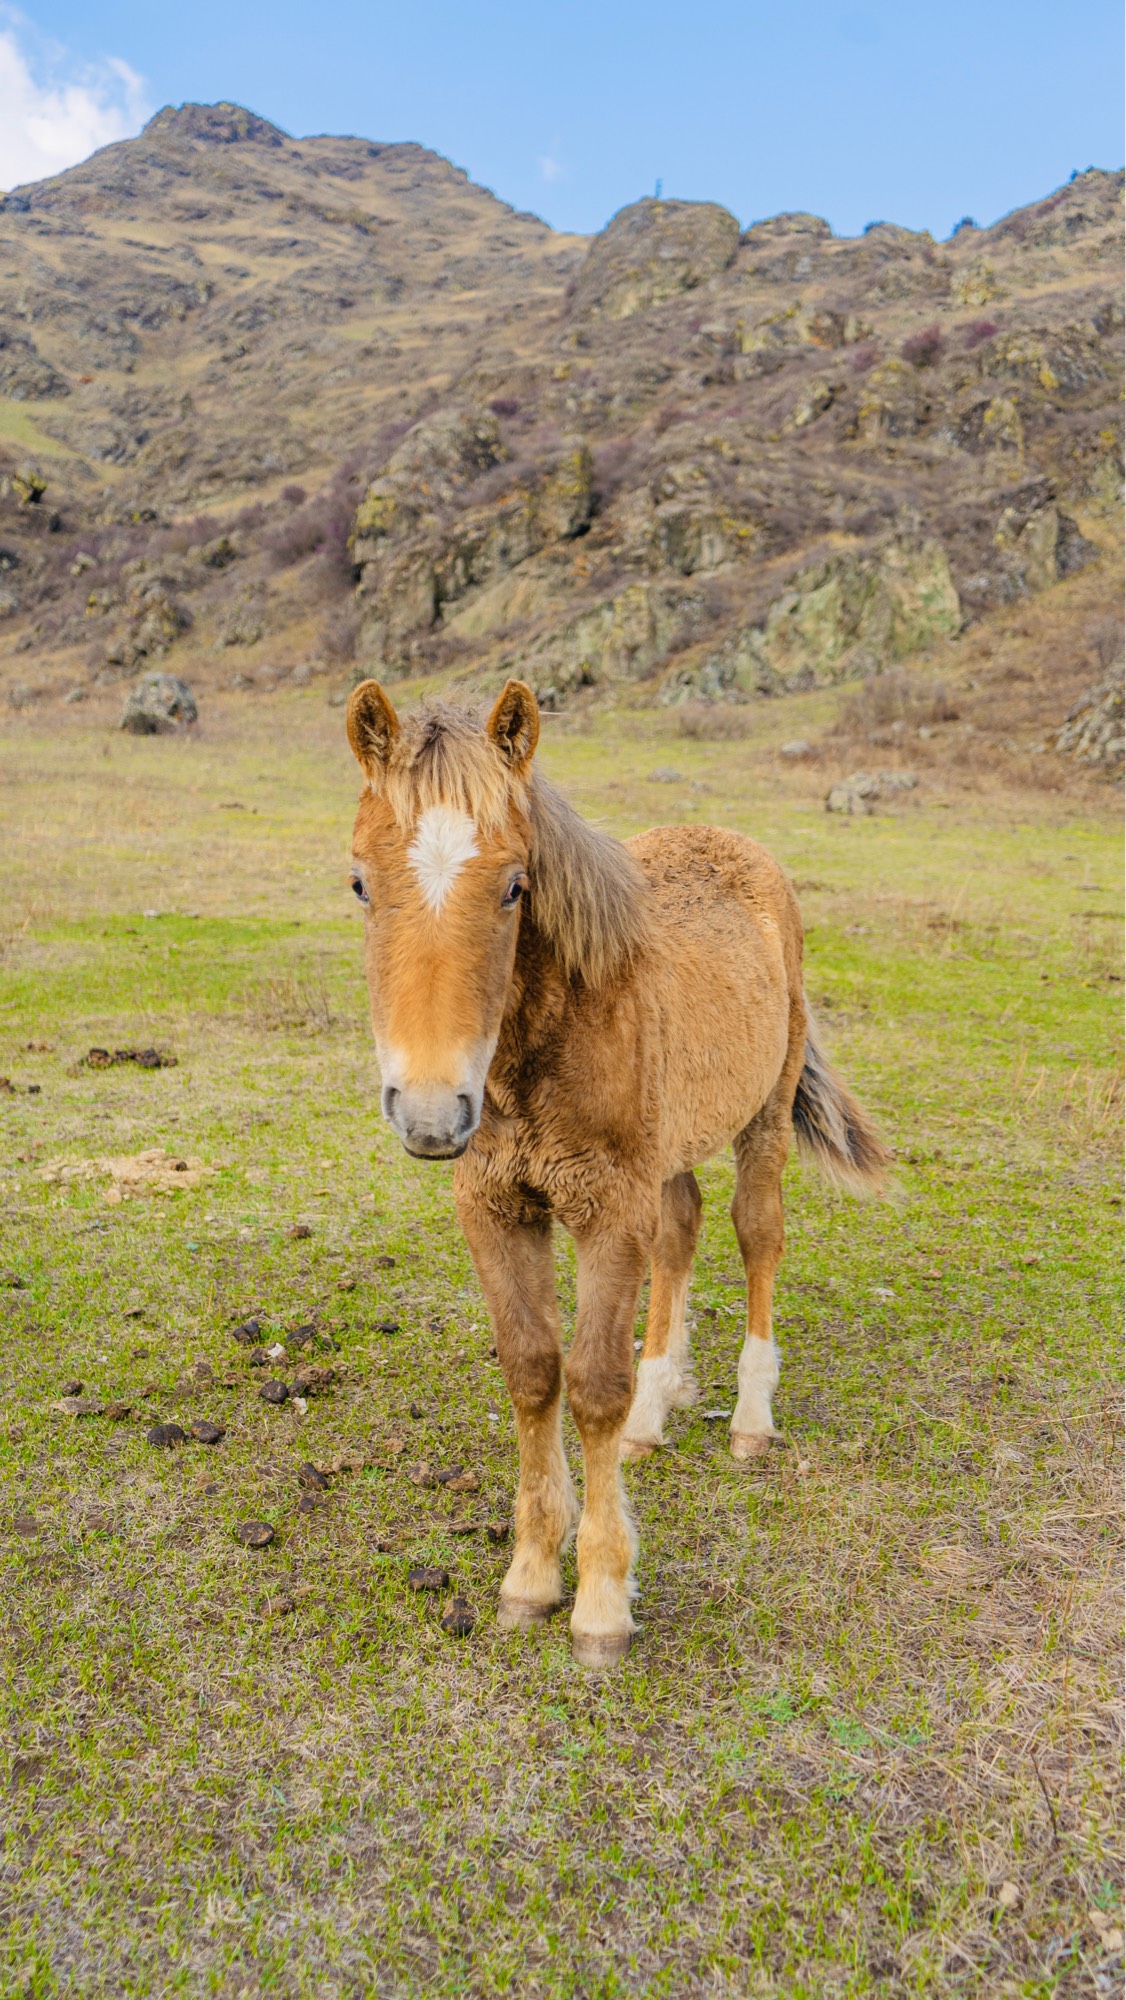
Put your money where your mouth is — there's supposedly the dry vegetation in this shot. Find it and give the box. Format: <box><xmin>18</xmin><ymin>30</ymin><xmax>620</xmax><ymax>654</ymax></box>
<box><xmin>0</xmin><ymin>109</ymin><xmax>1120</xmax><ymax>741</ymax></box>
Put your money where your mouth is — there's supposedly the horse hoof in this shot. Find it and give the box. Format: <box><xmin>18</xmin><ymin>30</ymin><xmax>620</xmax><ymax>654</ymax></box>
<box><xmin>571</xmin><ymin>1629</ymin><xmax>631</xmax><ymax>1668</ymax></box>
<box><xmin>619</xmin><ymin>1436</ymin><xmax>656</xmax><ymax>1461</ymax></box>
<box><xmin>730</xmin><ymin>1431</ymin><xmax>772</xmax><ymax>1460</ymax></box>
<box><xmin>497</xmin><ymin>1594</ymin><xmax>557</xmax><ymax>1633</ymax></box>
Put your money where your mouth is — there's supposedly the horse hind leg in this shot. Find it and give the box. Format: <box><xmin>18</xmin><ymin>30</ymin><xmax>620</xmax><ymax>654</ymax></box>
<box><xmin>620</xmin><ymin>1171</ymin><xmax>702</xmax><ymax>1460</ymax></box>
<box><xmin>729</xmin><ymin>1102</ymin><xmax>789</xmax><ymax>1461</ymax></box>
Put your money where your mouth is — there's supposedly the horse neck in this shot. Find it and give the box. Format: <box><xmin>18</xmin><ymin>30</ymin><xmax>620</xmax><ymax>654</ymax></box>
<box><xmin>493</xmin><ymin>915</ymin><xmax>570</xmax><ymax>1074</ymax></box>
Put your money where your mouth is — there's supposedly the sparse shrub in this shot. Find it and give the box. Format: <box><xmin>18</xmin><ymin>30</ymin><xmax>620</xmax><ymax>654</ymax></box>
<box><xmin>265</xmin><ymin>475</ymin><xmax>358</xmax><ymax>585</ymax></box>
<box><xmin>265</xmin><ymin>506</ymin><xmax>329</xmax><ymax>568</ymax></box>
<box><xmin>590</xmin><ymin>435</ymin><xmax>638</xmax><ymax>507</ymax></box>
<box><xmin>654</xmin><ymin>405</ymin><xmax>691</xmax><ymax>436</ymax></box>
<box><xmin>849</xmin><ymin>341</ymin><xmax>881</xmax><ymax>373</ymax></box>
<box><xmin>835</xmin><ymin>669</ymin><xmax>959</xmax><ymax>736</ymax></box>
<box><xmin>962</xmin><ymin>319</ymin><xmax>1000</xmax><ymax>350</ymax></box>
<box><xmin>462</xmin><ymin>458</ymin><xmax>531</xmax><ymax>507</ymax></box>
<box><xmin>232</xmin><ymin>501</ymin><xmax>266</xmax><ymax>533</ymax></box>
<box><xmin>280</xmin><ymin>483</ymin><xmax>307</xmax><ymax>506</ymax></box>
<box><xmin>1086</xmin><ymin>613</ymin><xmax>1125</xmax><ymax>670</ymax></box>
<box><xmin>319</xmin><ymin>605</ymin><xmax>361</xmax><ymax>665</ymax></box>
<box><xmin>146</xmin><ymin>514</ymin><xmax>212</xmax><ymax>558</ymax></box>
<box><xmin>951</xmin><ymin>216</ymin><xmax>978</xmax><ymax>235</ymax></box>
<box><xmin>488</xmin><ymin>397</ymin><xmax>521</xmax><ymax>418</ymax></box>
<box><xmin>901</xmin><ymin>324</ymin><xmax>945</xmax><ymax>368</ymax></box>
<box><xmin>675</xmin><ymin>703</ymin><xmax>752</xmax><ymax>740</ymax></box>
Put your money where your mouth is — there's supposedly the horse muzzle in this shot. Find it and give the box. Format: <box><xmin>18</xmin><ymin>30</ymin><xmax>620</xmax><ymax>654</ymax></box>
<box><xmin>381</xmin><ymin>1081</ymin><xmax>481</xmax><ymax>1160</ymax></box>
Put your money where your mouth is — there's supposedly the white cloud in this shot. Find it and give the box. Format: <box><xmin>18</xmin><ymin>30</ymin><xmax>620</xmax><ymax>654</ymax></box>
<box><xmin>0</xmin><ymin>13</ymin><xmax>151</xmax><ymax>192</ymax></box>
<box><xmin>538</xmin><ymin>154</ymin><xmax>565</xmax><ymax>185</ymax></box>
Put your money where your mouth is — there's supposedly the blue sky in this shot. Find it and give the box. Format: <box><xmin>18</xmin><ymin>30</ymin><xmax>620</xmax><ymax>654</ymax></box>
<box><xmin>2</xmin><ymin>0</ymin><xmax>1123</xmax><ymax>235</ymax></box>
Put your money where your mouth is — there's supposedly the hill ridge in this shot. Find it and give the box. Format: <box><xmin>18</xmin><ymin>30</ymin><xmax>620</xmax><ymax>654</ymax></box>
<box><xmin>0</xmin><ymin>108</ymin><xmax>1120</xmax><ymax>748</ymax></box>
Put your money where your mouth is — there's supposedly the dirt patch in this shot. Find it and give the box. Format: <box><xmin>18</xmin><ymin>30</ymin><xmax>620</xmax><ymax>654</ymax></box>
<box><xmin>40</xmin><ymin>1147</ymin><xmax>219</xmax><ymax>1204</ymax></box>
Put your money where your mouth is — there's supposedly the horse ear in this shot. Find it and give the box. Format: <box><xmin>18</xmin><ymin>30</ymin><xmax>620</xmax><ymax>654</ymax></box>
<box><xmin>486</xmin><ymin>679</ymin><xmax>539</xmax><ymax>773</ymax></box>
<box><xmin>347</xmin><ymin>680</ymin><xmax>400</xmax><ymax>779</ymax></box>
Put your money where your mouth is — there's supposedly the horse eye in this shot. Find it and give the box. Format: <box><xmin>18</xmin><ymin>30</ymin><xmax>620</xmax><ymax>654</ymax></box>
<box><xmin>502</xmin><ymin>878</ymin><xmax>525</xmax><ymax>908</ymax></box>
<box><xmin>351</xmin><ymin>875</ymin><xmax>369</xmax><ymax>905</ymax></box>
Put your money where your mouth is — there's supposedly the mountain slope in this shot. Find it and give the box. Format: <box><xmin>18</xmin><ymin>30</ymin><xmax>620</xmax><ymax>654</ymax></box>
<box><xmin>0</xmin><ymin>104</ymin><xmax>1120</xmax><ymax>725</ymax></box>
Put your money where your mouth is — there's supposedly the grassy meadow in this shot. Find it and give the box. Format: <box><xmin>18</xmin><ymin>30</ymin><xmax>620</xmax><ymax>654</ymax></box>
<box><xmin>0</xmin><ymin>684</ymin><xmax>1121</xmax><ymax>1998</ymax></box>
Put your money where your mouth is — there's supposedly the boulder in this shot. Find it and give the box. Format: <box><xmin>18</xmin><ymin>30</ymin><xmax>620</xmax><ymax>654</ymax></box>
<box><xmin>993</xmin><ymin>485</ymin><xmax>1099</xmax><ymax>594</ymax></box>
<box><xmin>792</xmin><ymin>377</ymin><xmax>836</xmax><ymax>428</ymax></box>
<box><xmin>826</xmin><ymin>770</ymin><xmax>917</xmax><ymax>814</ymax></box>
<box><xmin>1055</xmin><ymin>675</ymin><xmax>1124</xmax><ymax>771</ymax></box>
<box><xmin>569</xmin><ymin>198</ymin><xmax>740</xmax><ymax>321</ymax></box>
<box><xmin>121</xmin><ymin>673</ymin><xmax>198</xmax><ymax>734</ymax></box>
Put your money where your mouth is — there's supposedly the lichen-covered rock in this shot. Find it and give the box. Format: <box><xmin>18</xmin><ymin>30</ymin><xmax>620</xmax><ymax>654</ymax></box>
<box><xmin>518</xmin><ymin>582</ymin><xmax>685</xmax><ymax>706</ymax></box>
<box><xmin>792</xmin><ymin>377</ymin><xmax>835</xmax><ymax>428</ymax></box>
<box><xmin>954</xmin><ymin>260</ymin><xmax>1001</xmax><ymax>307</ymax></box>
<box><xmin>120</xmin><ymin>672</ymin><xmax>198</xmax><ymax>733</ymax></box>
<box><xmin>856</xmin><ymin>357</ymin><xmax>926</xmax><ymax>439</ymax></box>
<box><xmin>569</xmin><ymin>198</ymin><xmax>739</xmax><ymax>321</ymax></box>
<box><xmin>216</xmin><ymin>592</ymin><xmax>262</xmax><ymax>648</ymax></box>
<box><xmin>353</xmin><ymin>409</ymin><xmax>506</xmax><ymax>566</ymax></box>
<box><xmin>1055</xmin><ymin>674</ymin><xmax>1124</xmax><ymax>770</ymax></box>
<box><xmin>993</xmin><ymin>487</ymin><xmax>1098</xmax><ymax>593</ymax></box>
<box><xmin>990</xmin><ymin>326</ymin><xmax>1108</xmax><ymax>395</ymax></box>
<box><xmin>736</xmin><ymin>305</ymin><xmax>868</xmax><ymax>358</ymax></box>
<box><xmin>104</xmin><ymin>576</ymin><xmax>190</xmax><ymax>671</ymax></box>
<box><xmin>826</xmin><ymin>770</ymin><xmax>918</xmax><ymax>814</ymax></box>
<box><xmin>355</xmin><ymin>439</ymin><xmax>594</xmax><ymax>668</ymax></box>
<box><xmin>754</xmin><ymin>540</ymin><xmax>962</xmax><ymax>689</ymax></box>
<box><xmin>653</xmin><ymin>502</ymin><xmax>734</xmax><ymax>574</ymax></box>
<box><xmin>0</xmin><ymin>329</ymin><xmax>69</xmax><ymax>400</ymax></box>
<box><xmin>534</xmin><ymin>443</ymin><xmax>594</xmax><ymax>542</ymax></box>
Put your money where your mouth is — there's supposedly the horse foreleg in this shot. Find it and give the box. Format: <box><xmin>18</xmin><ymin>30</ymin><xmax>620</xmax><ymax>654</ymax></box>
<box><xmin>621</xmin><ymin>1170</ymin><xmax>702</xmax><ymax>1459</ymax></box>
<box><xmin>457</xmin><ymin>1202</ymin><xmax>576</xmax><ymax>1629</ymax></box>
<box><xmin>566</xmin><ymin>1221</ymin><xmax>651</xmax><ymax>1665</ymax></box>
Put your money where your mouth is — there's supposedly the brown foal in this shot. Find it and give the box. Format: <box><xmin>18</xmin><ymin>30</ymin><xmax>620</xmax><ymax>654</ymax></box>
<box><xmin>346</xmin><ymin>678</ymin><xmax>888</xmax><ymax>1666</ymax></box>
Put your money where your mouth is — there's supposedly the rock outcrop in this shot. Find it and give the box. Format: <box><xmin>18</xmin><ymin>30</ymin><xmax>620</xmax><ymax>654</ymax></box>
<box><xmin>0</xmin><ymin>115</ymin><xmax>1118</xmax><ymax>715</ymax></box>
<box><xmin>1056</xmin><ymin>674</ymin><xmax>1125</xmax><ymax>771</ymax></box>
<box><xmin>120</xmin><ymin>672</ymin><xmax>198</xmax><ymax>733</ymax></box>
<box><xmin>569</xmin><ymin>198</ymin><xmax>740</xmax><ymax>320</ymax></box>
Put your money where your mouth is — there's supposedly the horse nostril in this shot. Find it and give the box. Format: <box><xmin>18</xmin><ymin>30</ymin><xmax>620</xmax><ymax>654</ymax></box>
<box><xmin>382</xmin><ymin>1085</ymin><xmax>400</xmax><ymax>1125</ymax></box>
<box><xmin>457</xmin><ymin>1094</ymin><xmax>473</xmax><ymax>1132</ymax></box>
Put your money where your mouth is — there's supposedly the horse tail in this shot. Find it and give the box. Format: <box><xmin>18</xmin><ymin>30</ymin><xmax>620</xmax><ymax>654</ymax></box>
<box><xmin>791</xmin><ymin>1008</ymin><xmax>891</xmax><ymax>1195</ymax></box>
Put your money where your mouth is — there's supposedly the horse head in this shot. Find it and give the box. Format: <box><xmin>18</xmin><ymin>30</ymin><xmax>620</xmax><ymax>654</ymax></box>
<box><xmin>346</xmin><ymin>678</ymin><xmax>539</xmax><ymax>1158</ymax></box>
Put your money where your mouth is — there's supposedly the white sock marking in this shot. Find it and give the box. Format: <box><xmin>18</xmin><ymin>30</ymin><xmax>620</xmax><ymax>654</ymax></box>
<box><xmin>733</xmin><ymin>1337</ymin><xmax>781</xmax><ymax>1438</ymax></box>
<box><xmin>408</xmin><ymin>804</ymin><xmax>479</xmax><ymax>914</ymax></box>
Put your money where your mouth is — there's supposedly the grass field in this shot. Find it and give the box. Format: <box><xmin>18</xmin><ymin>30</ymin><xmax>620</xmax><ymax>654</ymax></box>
<box><xmin>0</xmin><ymin>689</ymin><xmax>1121</xmax><ymax>1998</ymax></box>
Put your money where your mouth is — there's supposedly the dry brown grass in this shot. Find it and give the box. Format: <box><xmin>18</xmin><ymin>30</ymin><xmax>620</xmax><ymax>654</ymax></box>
<box><xmin>674</xmin><ymin>701</ymin><xmax>754</xmax><ymax>739</ymax></box>
<box><xmin>242</xmin><ymin>960</ymin><xmax>338</xmax><ymax>1034</ymax></box>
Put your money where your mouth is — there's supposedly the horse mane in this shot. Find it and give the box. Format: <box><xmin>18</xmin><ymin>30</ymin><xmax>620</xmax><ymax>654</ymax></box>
<box><xmin>373</xmin><ymin>698</ymin><xmax>648</xmax><ymax>988</ymax></box>
<box><xmin>528</xmin><ymin>772</ymin><xmax>648</xmax><ymax>988</ymax></box>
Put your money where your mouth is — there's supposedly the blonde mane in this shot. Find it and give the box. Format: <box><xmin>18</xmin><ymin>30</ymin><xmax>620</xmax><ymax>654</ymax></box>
<box><xmin>370</xmin><ymin>699</ymin><xmax>648</xmax><ymax>988</ymax></box>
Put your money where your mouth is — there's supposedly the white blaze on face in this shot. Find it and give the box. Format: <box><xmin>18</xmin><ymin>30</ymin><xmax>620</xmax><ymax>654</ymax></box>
<box><xmin>408</xmin><ymin>803</ymin><xmax>479</xmax><ymax>914</ymax></box>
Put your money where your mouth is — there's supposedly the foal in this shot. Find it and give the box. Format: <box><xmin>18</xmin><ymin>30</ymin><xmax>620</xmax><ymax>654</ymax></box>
<box><xmin>346</xmin><ymin>678</ymin><xmax>888</xmax><ymax>1665</ymax></box>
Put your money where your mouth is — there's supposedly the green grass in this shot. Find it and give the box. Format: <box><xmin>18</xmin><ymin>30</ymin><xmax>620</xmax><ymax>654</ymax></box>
<box><xmin>0</xmin><ymin>397</ymin><xmax>77</xmax><ymax>462</ymax></box>
<box><xmin>0</xmin><ymin>695</ymin><xmax>1121</xmax><ymax>1997</ymax></box>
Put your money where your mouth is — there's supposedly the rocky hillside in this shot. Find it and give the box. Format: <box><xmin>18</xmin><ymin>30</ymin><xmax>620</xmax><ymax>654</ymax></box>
<box><xmin>0</xmin><ymin>102</ymin><xmax>1121</xmax><ymax>718</ymax></box>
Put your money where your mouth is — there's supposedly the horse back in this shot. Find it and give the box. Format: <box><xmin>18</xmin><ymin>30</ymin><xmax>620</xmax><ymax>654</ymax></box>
<box><xmin>625</xmin><ymin>823</ymin><xmax>806</xmax><ymax>1171</ymax></box>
